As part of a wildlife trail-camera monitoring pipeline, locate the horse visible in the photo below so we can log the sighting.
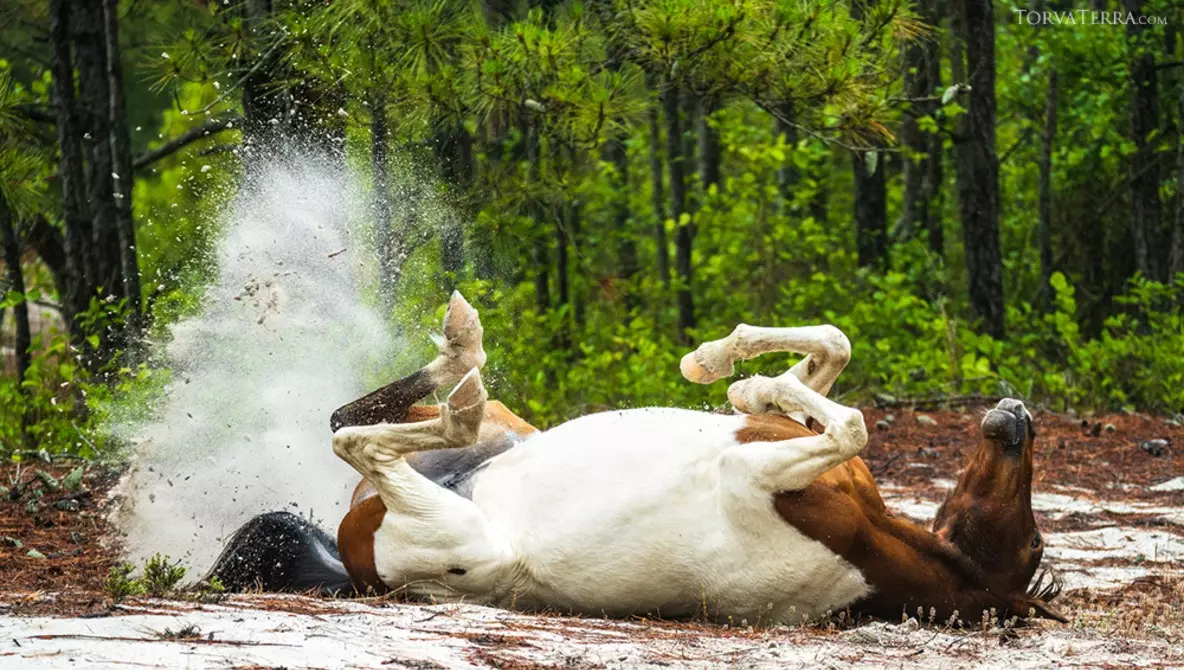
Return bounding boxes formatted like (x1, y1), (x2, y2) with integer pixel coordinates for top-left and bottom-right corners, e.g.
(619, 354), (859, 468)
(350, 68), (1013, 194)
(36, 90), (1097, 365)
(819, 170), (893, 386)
(209, 292), (1065, 625)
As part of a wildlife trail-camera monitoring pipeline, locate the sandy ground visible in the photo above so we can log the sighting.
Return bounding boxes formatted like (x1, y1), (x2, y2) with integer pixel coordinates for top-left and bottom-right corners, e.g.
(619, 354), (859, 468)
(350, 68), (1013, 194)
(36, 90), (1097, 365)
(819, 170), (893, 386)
(2, 406), (1182, 668)
(4, 595), (1182, 670)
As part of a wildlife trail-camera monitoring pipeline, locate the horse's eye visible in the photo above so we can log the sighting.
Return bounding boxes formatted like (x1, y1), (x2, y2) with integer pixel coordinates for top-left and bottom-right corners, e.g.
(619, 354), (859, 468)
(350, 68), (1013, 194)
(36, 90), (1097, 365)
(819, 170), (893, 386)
(1031, 535), (1042, 550)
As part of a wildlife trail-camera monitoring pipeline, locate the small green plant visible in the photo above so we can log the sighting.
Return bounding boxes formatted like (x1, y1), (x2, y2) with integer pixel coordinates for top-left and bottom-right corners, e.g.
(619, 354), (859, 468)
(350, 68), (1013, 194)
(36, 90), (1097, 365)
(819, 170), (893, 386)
(189, 575), (227, 603)
(104, 562), (146, 602)
(141, 553), (187, 597)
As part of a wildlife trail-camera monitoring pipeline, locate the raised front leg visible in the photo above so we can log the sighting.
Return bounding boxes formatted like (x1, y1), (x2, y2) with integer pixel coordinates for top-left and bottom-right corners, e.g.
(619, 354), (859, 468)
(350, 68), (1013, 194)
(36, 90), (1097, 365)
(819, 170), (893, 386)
(680, 324), (851, 398)
(719, 372), (868, 497)
(333, 370), (510, 598)
(333, 369), (488, 474)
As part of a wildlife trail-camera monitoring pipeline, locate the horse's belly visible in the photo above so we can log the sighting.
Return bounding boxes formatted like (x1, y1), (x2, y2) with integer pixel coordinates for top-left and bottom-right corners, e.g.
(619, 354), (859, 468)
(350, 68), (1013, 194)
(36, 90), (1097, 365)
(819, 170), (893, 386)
(469, 408), (871, 621)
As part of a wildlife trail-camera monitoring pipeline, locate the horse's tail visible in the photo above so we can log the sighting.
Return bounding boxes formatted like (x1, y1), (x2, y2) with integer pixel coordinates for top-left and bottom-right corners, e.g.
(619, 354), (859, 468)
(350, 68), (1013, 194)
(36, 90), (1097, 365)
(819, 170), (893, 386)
(206, 511), (354, 595)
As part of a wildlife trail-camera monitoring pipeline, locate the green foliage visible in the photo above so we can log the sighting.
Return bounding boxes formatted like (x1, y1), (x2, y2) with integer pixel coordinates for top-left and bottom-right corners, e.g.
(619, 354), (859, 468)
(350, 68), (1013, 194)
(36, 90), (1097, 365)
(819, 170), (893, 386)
(141, 553), (188, 597)
(104, 562), (146, 602)
(4, 0), (1184, 468)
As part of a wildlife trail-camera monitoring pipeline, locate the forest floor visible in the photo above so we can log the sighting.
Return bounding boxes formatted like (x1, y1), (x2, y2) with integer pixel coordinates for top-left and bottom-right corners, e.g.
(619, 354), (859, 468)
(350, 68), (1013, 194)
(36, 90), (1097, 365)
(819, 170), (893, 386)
(1, 405), (1182, 668)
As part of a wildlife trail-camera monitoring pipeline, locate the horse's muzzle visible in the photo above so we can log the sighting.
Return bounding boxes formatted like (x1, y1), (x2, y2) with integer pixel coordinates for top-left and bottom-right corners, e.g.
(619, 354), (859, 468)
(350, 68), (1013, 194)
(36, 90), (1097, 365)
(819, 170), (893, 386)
(981, 398), (1030, 451)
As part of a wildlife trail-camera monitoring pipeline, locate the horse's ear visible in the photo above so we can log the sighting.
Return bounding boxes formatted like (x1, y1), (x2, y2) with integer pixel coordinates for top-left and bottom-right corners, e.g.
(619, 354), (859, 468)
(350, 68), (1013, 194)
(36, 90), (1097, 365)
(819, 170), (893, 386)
(1020, 567), (1067, 622)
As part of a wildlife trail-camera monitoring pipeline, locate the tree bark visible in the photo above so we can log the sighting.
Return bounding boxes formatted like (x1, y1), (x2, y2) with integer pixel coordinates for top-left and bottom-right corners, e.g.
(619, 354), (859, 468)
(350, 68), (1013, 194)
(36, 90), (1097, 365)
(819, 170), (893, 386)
(775, 102), (798, 212)
(0, 194), (31, 385)
(648, 102), (671, 288)
(1038, 69), (1058, 301)
(1171, 83), (1184, 279)
(103, 0), (141, 335)
(371, 97), (397, 314)
(241, 0), (289, 147)
(953, 0), (1004, 337)
(527, 126), (550, 314)
(72, 0), (123, 308)
(698, 98), (722, 198)
(556, 201), (571, 349)
(922, 0), (945, 257)
(665, 82), (694, 340)
(853, 152), (887, 268)
(48, 0), (89, 330)
(605, 138), (639, 312)
(569, 201), (585, 331)
(1125, 0), (1162, 280)
(435, 122), (473, 285)
(900, 0), (942, 250)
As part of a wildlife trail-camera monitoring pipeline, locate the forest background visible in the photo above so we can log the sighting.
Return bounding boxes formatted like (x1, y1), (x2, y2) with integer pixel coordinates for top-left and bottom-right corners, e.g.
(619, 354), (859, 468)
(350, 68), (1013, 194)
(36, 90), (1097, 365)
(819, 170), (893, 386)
(1, 0), (1183, 459)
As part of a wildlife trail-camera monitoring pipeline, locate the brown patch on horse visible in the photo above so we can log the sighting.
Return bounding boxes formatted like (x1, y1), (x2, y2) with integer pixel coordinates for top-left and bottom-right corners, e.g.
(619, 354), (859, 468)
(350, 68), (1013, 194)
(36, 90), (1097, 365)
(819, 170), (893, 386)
(734, 413), (815, 444)
(735, 407), (1060, 622)
(773, 463), (1011, 620)
(337, 495), (390, 594)
(485, 400), (539, 436)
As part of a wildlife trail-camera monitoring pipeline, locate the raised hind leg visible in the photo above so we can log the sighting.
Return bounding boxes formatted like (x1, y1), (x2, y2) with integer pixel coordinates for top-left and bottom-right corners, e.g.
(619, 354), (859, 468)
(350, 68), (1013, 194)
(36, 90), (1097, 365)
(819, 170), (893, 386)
(680, 323), (851, 397)
(333, 369), (511, 598)
(719, 372), (868, 497)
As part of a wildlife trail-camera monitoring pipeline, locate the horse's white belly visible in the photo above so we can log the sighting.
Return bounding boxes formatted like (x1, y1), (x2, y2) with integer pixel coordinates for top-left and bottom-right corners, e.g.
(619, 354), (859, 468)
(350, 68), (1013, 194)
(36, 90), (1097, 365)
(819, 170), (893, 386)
(470, 407), (871, 622)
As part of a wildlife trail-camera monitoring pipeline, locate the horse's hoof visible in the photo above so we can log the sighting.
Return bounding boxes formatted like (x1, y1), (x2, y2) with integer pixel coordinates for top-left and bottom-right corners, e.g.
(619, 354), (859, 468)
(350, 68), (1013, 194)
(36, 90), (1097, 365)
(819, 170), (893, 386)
(680, 340), (734, 384)
(429, 293), (487, 388)
(443, 292), (483, 347)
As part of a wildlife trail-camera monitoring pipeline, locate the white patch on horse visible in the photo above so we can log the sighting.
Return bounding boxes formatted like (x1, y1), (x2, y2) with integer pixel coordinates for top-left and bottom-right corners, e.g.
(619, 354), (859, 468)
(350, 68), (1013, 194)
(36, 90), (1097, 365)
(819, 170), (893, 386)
(368, 407), (870, 622)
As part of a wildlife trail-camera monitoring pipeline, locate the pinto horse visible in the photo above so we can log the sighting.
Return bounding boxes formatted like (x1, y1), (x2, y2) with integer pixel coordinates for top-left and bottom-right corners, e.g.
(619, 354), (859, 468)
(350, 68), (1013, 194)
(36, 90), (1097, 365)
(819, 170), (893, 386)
(210, 292), (1065, 625)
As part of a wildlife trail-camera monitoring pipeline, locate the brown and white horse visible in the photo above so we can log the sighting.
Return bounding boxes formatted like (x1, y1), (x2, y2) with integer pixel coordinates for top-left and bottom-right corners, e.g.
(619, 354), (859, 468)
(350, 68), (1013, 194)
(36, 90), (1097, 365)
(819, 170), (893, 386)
(210, 292), (1065, 625)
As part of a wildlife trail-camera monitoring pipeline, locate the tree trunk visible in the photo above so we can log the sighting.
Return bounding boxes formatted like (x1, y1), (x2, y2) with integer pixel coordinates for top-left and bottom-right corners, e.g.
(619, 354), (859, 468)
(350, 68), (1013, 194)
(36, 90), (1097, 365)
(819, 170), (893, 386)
(241, 0), (289, 147)
(899, 0), (942, 248)
(0, 194), (31, 385)
(698, 98), (722, 198)
(665, 82), (694, 340)
(103, 0), (141, 335)
(527, 126), (550, 314)
(371, 97), (397, 314)
(1038, 69), (1058, 301)
(1171, 83), (1184, 279)
(73, 0), (124, 311)
(48, 0), (89, 332)
(435, 122), (473, 285)
(1125, 0), (1162, 280)
(922, 0), (945, 257)
(556, 201), (571, 350)
(953, 0), (1004, 337)
(775, 102), (798, 212)
(605, 138), (639, 312)
(648, 102), (671, 288)
(853, 152), (887, 268)
(569, 201), (585, 331)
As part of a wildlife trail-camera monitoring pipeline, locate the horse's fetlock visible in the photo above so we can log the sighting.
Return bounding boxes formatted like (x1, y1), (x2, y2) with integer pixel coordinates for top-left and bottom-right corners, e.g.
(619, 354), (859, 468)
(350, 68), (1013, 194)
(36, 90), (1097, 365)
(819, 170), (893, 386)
(818, 325), (852, 365)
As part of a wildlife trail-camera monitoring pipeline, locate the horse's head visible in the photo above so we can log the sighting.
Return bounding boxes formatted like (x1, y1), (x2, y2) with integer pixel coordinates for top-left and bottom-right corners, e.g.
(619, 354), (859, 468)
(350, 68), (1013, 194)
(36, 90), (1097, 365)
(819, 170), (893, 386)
(932, 398), (1066, 622)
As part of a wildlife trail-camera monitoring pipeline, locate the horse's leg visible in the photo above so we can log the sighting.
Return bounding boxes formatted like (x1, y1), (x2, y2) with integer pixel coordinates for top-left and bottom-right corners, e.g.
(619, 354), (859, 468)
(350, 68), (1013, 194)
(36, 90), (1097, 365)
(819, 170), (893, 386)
(680, 324), (851, 398)
(334, 368), (488, 463)
(330, 290), (486, 431)
(333, 369), (509, 596)
(719, 372), (868, 495)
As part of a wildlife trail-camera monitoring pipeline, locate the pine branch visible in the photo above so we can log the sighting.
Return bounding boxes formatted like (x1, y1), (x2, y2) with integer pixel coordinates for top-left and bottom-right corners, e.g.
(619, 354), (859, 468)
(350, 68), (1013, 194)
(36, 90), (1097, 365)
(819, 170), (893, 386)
(133, 117), (242, 170)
